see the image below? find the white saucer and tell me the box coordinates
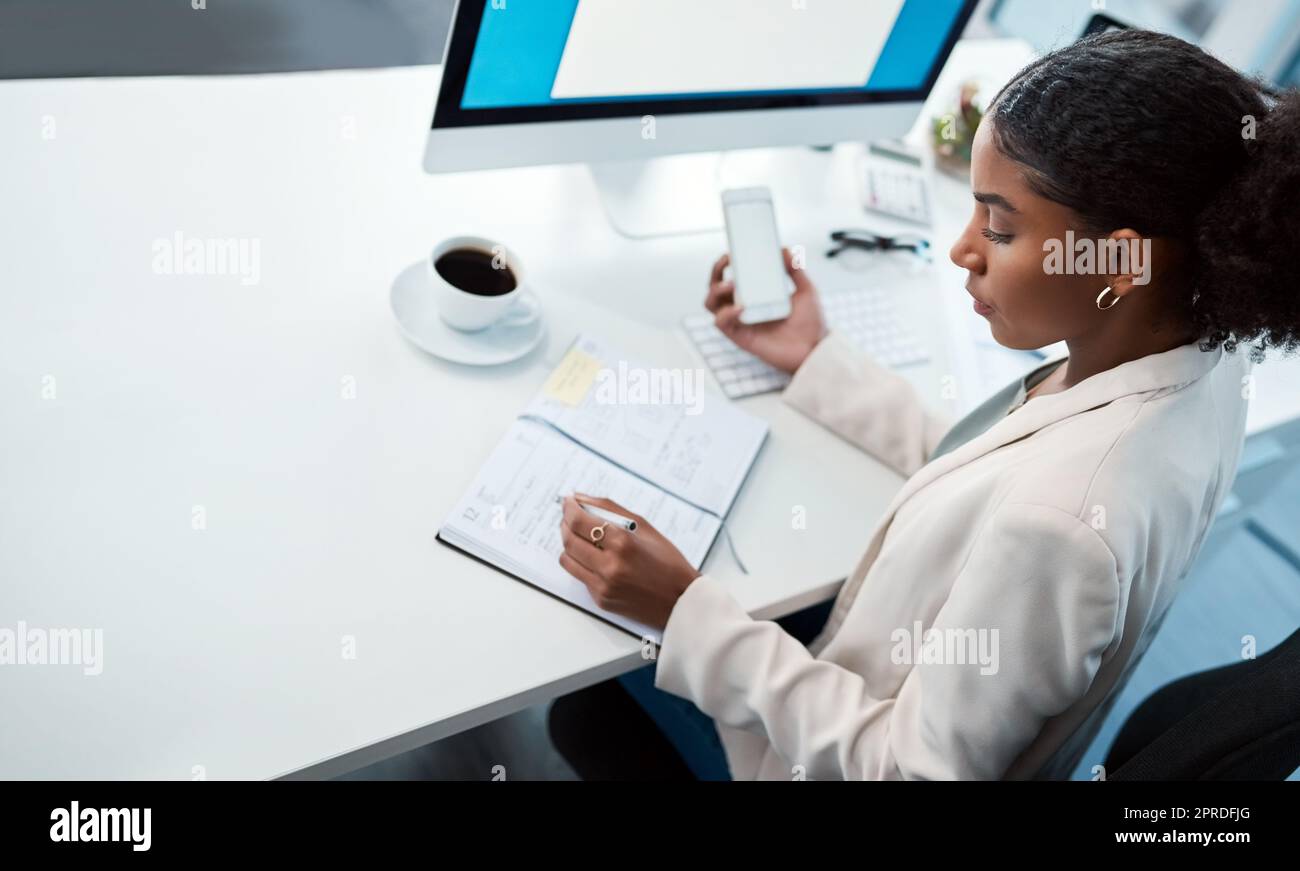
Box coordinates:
[390,261,546,366]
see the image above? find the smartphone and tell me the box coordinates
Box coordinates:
[721,187,791,324]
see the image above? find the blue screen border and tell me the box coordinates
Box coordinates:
[432,0,980,130]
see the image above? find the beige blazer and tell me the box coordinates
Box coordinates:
[656,332,1251,780]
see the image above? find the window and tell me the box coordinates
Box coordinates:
[989,0,1300,86]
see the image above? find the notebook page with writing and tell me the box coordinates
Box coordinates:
[439,418,720,643]
[522,334,768,516]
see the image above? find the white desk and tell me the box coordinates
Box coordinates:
[0,66,935,780]
[3,53,1296,780]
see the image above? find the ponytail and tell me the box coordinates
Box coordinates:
[1192,88,1300,361]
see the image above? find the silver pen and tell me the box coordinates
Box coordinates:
[554,495,638,531]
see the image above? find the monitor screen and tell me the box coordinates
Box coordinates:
[433,0,977,128]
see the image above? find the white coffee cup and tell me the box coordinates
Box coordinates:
[428,236,540,332]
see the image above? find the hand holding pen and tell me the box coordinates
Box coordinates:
[555,493,700,631]
[553,494,637,532]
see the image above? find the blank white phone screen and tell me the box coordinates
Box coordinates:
[725,197,787,310]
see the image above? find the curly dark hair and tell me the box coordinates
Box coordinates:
[988,29,1300,363]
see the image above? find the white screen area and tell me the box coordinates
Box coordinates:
[550,0,906,99]
[725,198,787,308]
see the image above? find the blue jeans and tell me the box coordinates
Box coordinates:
[617,597,835,781]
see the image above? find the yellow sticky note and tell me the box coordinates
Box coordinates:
[543,347,602,406]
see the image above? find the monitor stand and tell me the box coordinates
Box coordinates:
[589,153,725,239]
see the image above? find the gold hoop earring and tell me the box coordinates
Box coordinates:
[1096,286,1121,310]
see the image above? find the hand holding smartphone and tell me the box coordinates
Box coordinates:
[721,187,791,324]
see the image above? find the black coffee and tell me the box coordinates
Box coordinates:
[434,248,517,296]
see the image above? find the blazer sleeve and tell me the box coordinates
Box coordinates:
[653,501,1123,780]
[781,331,954,477]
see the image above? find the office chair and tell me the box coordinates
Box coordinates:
[1104,626,1300,780]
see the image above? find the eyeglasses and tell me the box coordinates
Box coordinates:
[827,229,932,261]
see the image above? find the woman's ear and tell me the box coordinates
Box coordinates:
[1103,228,1153,299]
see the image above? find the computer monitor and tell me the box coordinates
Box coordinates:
[425,0,978,234]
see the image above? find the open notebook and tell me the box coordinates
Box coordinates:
[438,335,769,643]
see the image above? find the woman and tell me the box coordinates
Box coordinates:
[555,30,1300,780]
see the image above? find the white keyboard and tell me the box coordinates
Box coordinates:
[684,287,930,399]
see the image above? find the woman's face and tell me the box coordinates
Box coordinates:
[948,120,1109,351]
